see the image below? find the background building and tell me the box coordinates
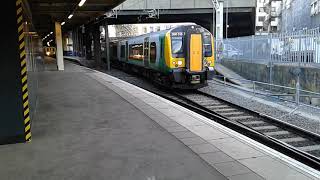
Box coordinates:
[255,0,282,34]
[281,0,320,32]
[108,23,195,37]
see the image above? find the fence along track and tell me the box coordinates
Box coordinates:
[217,27,320,65]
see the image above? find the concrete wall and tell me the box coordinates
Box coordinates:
[220,60,320,93]
[116,0,256,10]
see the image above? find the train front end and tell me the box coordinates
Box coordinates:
[165,25,215,89]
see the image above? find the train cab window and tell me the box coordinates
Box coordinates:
[150,42,157,63]
[129,44,144,60]
[120,45,126,58]
[203,34,212,57]
[171,36,184,58]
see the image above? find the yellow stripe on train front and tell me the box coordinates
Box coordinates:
[189,34,203,72]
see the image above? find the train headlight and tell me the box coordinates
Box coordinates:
[172,61,176,65]
[46,52,50,56]
[178,61,183,66]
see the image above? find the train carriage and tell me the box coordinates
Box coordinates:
[112,25,215,89]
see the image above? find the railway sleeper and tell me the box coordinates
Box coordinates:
[264,130,291,136]
[214,108,238,112]
[241,120,266,125]
[252,125,278,131]
[279,137,307,143]
[297,145,320,152]
[229,115,254,120]
[219,112,244,116]
[207,105,230,109]
[200,102,222,106]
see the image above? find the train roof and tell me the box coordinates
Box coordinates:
[114,24,208,43]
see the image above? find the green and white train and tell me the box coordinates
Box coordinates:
[110,25,215,89]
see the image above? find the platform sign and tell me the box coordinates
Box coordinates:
[0,1,31,144]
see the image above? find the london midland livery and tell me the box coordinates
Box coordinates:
[110,25,215,89]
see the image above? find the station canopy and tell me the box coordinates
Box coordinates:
[27,0,124,36]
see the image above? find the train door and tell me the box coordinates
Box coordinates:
[144,37,150,67]
[189,34,203,72]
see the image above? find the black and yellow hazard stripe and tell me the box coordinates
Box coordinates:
[16,0,31,142]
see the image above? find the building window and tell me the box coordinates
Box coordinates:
[259,0,265,3]
[258,16,265,22]
[271,26,277,32]
[259,7,265,12]
[150,42,157,63]
[271,17,276,21]
[256,27,263,32]
[311,1,319,16]
[271,7,276,12]
[150,27,154,32]
[129,44,144,60]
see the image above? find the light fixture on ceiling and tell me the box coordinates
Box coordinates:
[61,21,66,26]
[68,14,73,19]
[78,0,87,7]
[50,32,53,34]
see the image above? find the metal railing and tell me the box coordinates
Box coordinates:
[216,28,320,67]
[210,74,320,110]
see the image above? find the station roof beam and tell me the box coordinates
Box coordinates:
[27,0,125,37]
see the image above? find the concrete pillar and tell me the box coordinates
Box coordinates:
[212,6,216,38]
[85,28,92,60]
[74,29,80,56]
[55,22,64,70]
[105,21,110,71]
[0,1,31,144]
[72,30,76,56]
[216,1,224,40]
[80,26,85,57]
[210,21,214,35]
[93,25,102,68]
[73,29,77,56]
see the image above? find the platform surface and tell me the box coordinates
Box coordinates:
[0,62,226,180]
[0,61,319,180]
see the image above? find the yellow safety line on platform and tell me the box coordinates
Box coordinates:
[16,0,31,142]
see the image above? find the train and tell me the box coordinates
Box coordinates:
[44,46,56,57]
[109,25,215,89]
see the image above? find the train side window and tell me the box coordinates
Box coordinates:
[204,34,212,57]
[120,45,126,58]
[129,43,144,60]
[150,42,157,63]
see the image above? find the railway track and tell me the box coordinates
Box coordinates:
[103,68,320,170]
[175,91,320,157]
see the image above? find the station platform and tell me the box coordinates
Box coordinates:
[0,61,319,180]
